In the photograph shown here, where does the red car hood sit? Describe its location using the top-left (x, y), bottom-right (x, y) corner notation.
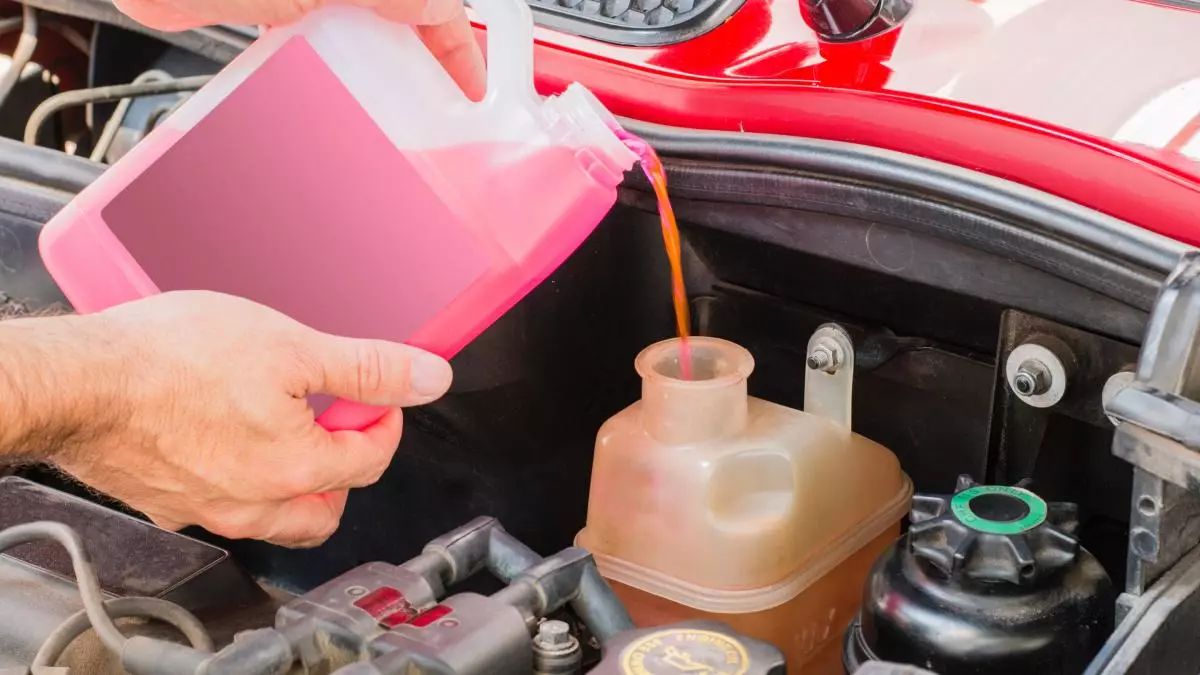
top-left (473, 0), bottom-right (1200, 244)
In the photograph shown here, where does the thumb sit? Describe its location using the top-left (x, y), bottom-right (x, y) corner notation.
top-left (306, 334), bottom-right (453, 406)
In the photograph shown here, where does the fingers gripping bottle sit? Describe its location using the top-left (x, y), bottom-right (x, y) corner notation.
top-left (39, 0), bottom-right (637, 430)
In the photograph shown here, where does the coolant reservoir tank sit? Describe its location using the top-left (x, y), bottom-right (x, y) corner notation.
top-left (577, 328), bottom-right (912, 673)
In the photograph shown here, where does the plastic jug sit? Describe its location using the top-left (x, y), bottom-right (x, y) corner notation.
top-left (38, 0), bottom-right (637, 431)
top-left (576, 331), bottom-right (913, 672)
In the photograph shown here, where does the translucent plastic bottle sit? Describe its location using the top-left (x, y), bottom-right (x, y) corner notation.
top-left (577, 335), bottom-right (913, 672)
top-left (38, 0), bottom-right (636, 431)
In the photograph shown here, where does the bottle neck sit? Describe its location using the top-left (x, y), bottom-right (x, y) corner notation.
top-left (542, 84), bottom-right (638, 187)
top-left (637, 338), bottom-right (755, 445)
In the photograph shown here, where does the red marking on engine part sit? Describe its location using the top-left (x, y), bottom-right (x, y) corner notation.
top-left (354, 587), bottom-right (418, 626)
top-left (409, 605), bottom-right (453, 628)
top-left (381, 607), bottom-right (420, 628)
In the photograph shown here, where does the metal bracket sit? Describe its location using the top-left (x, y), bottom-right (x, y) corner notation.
top-left (805, 323), bottom-right (855, 429)
top-left (1105, 251), bottom-right (1200, 623)
top-left (985, 311), bottom-right (1138, 487)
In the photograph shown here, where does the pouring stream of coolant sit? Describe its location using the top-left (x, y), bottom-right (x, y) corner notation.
top-left (613, 129), bottom-right (693, 379)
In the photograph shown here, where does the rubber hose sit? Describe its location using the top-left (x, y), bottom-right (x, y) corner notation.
top-left (32, 596), bottom-right (214, 669)
top-left (0, 5), bottom-right (39, 108)
top-left (0, 522), bottom-right (126, 654)
top-left (24, 75), bottom-right (212, 145)
top-left (90, 69), bottom-right (174, 162)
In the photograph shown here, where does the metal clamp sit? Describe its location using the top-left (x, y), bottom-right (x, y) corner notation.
top-left (1104, 252), bottom-right (1200, 622)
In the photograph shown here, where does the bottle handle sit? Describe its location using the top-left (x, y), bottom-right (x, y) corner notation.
top-left (472, 0), bottom-right (538, 106)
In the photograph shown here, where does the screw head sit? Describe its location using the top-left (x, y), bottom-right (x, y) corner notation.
top-left (1013, 359), bottom-right (1051, 397)
top-left (345, 586), bottom-right (368, 597)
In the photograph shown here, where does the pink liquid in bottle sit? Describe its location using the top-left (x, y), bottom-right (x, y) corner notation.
top-left (40, 31), bottom-right (634, 432)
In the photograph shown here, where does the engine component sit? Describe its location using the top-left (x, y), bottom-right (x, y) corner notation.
top-left (87, 39), bottom-right (223, 164)
top-left (0, 510), bottom-right (782, 675)
top-left (24, 75), bottom-right (212, 145)
top-left (59, 515), bottom-right (784, 675)
top-left (532, 620), bottom-right (581, 675)
top-left (247, 516), bottom-right (631, 675)
top-left (0, 477), bottom-right (260, 668)
top-left (845, 476), bottom-right (1115, 675)
top-left (0, 5), bottom-right (40, 108)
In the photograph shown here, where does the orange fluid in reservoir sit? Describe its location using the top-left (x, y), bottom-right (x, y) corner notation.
top-left (615, 130), bottom-right (693, 378)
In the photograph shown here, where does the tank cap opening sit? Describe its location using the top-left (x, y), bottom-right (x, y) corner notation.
top-left (952, 487), bottom-right (1046, 535)
top-left (636, 337), bottom-right (755, 385)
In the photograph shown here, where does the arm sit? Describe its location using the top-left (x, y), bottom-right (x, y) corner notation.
top-left (0, 292), bottom-right (452, 548)
top-left (0, 314), bottom-right (122, 464)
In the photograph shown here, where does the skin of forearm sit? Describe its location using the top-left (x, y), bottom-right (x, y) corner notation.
top-left (0, 314), bottom-right (125, 462)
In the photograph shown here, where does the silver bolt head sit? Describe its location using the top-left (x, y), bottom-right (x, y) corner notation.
top-left (536, 620), bottom-right (572, 647)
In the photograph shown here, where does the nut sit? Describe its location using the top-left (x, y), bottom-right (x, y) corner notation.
top-left (806, 339), bottom-right (843, 374)
top-left (1005, 342), bottom-right (1070, 408)
top-left (1013, 359), bottom-right (1051, 397)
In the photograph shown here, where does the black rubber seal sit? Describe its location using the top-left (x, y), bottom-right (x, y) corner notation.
top-left (618, 119), bottom-right (1192, 314)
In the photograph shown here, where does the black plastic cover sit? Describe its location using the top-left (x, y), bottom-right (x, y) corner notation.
top-left (0, 477), bottom-right (262, 611)
top-left (846, 481), bottom-right (1115, 675)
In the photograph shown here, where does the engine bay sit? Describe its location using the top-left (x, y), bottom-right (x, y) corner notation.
top-left (1, 1), bottom-right (1200, 674)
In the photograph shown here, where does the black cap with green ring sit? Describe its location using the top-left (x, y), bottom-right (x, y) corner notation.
top-left (907, 475), bottom-right (1079, 586)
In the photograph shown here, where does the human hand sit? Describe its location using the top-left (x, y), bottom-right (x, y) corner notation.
top-left (50, 291), bottom-right (452, 547)
top-left (113, 0), bottom-right (486, 100)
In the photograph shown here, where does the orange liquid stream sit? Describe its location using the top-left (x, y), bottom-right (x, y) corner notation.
top-left (616, 130), bottom-right (693, 379)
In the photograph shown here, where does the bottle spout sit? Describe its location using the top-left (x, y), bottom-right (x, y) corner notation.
top-left (544, 84), bottom-right (638, 184)
top-left (635, 337), bottom-right (754, 445)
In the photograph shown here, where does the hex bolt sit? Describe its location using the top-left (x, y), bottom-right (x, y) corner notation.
top-left (536, 620), bottom-right (572, 648)
top-left (1013, 359), bottom-right (1052, 397)
top-left (533, 620), bottom-right (582, 674)
top-left (806, 339), bottom-right (843, 374)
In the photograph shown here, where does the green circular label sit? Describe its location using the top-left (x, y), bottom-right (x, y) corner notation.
top-left (950, 485), bottom-right (1047, 535)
